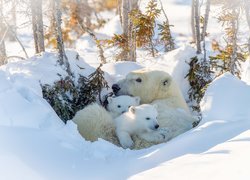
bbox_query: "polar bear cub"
[115,104,161,149]
[106,95,140,118]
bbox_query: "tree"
[121,0,138,61]
[194,0,201,54]
[31,0,45,54]
[8,0,17,41]
[53,0,71,75]
[158,0,175,52]
[201,0,211,42]
[244,0,250,53]
[210,3,244,77]
[0,0,7,65]
[191,0,196,42]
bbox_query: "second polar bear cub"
[115,104,160,149]
[106,95,140,118]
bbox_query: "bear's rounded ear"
[134,96,140,105]
[129,106,136,114]
[107,97,113,104]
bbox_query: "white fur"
[106,95,140,118]
[73,69,197,149]
[115,104,162,148]
[115,69,197,145]
[72,103,118,144]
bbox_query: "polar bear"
[72,95,141,144]
[106,95,140,118]
[73,69,196,149]
[112,69,196,141]
[115,104,164,149]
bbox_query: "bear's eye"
[128,106,131,108]
[117,105,121,108]
[163,79,169,86]
[145,117,150,120]
[135,78,142,83]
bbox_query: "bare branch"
[77,21,106,64]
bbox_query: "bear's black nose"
[112,84,120,94]
[155,124,159,129]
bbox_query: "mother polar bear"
[111,69,196,146]
[73,69,196,149]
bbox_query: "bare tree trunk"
[36,0,45,52]
[9,0,17,41]
[159,0,175,51]
[53,0,71,75]
[77,21,106,64]
[244,0,250,53]
[201,0,210,42]
[230,10,239,75]
[117,0,122,25]
[191,0,196,42]
[128,0,137,61]
[0,0,7,65]
[31,0,39,53]
[121,0,129,61]
[121,0,137,61]
[31,0,45,54]
[194,0,201,54]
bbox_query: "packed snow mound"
[201,72,250,123]
[241,58,250,85]
[0,50,94,129]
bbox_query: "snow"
[201,73,250,123]
[131,73,250,179]
[1,0,250,179]
[1,48,250,179]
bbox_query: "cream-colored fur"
[73,69,196,149]
[115,69,196,143]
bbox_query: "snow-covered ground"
[1,0,250,179]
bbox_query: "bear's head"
[112,69,178,104]
[107,95,140,116]
[129,104,159,132]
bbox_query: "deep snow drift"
[1,0,250,179]
[1,49,250,180]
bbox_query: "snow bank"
[0,50,94,129]
[241,58,250,85]
[201,72,250,123]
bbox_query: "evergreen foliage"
[129,0,160,56]
[209,5,246,77]
[105,0,175,60]
[158,22,175,52]
[186,56,212,113]
[42,64,108,123]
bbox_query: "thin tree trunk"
[77,21,106,64]
[230,10,239,75]
[128,0,137,61]
[36,0,45,52]
[53,0,71,75]
[159,0,175,51]
[244,0,250,53]
[2,17,29,59]
[194,0,201,54]
[191,0,196,42]
[202,0,211,62]
[121,0,129,61]
[0,0,7,65]
[31,0,45,53]
[201,0,210,42]
[31,0,39,53]
[9,0,17,41]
